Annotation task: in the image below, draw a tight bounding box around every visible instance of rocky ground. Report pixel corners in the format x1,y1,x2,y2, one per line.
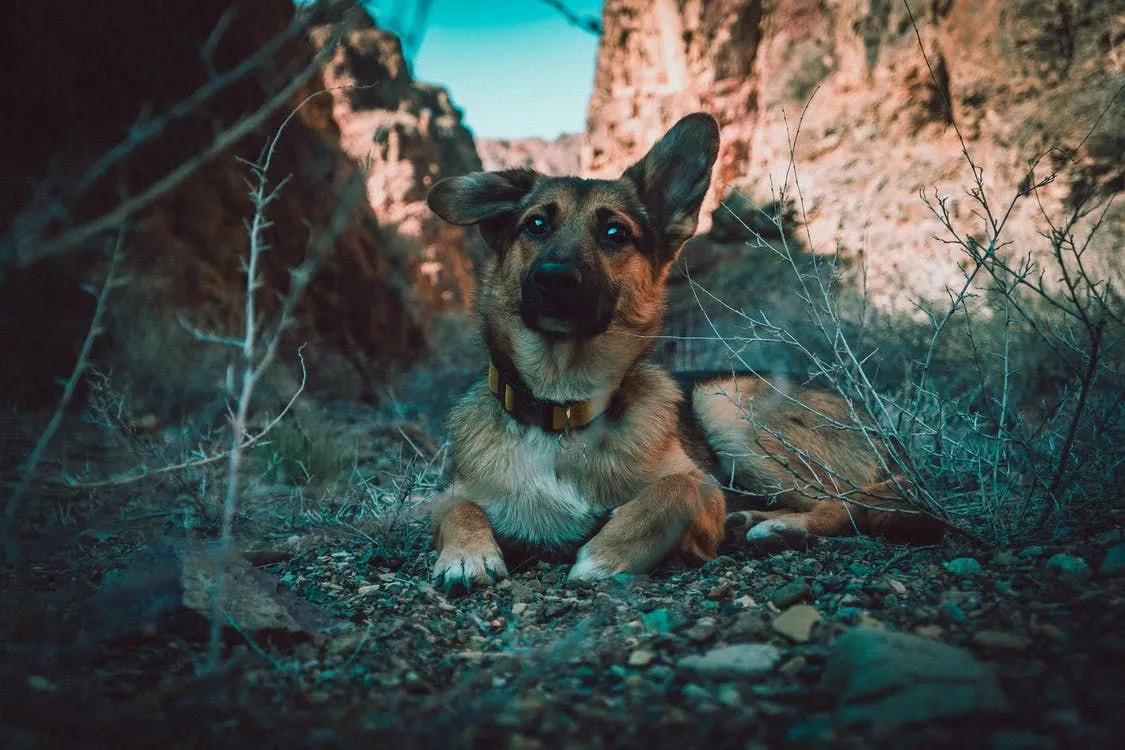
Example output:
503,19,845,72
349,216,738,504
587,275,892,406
2,448,1123,749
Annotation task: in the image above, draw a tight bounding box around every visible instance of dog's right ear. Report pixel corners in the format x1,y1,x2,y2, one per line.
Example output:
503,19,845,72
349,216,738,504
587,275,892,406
428,169,537,248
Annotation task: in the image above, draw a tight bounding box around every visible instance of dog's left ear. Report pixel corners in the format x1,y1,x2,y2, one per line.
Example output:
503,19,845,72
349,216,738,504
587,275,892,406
428,168,537,249
623,113,720,259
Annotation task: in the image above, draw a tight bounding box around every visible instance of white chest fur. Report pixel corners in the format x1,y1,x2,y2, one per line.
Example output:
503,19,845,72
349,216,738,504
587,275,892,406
463,424,607,547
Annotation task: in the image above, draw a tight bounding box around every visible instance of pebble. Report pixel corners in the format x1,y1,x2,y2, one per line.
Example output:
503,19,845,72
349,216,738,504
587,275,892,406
716,684,743,707
1098,543,1125,578
942,601,969,624
511,602,528,616
677,643,783,679
944,557,982,576
1045,553,1092,584
771,604,821,642
628,649,655,667
685,617,717,643
769,579,813,608
643,608,686,634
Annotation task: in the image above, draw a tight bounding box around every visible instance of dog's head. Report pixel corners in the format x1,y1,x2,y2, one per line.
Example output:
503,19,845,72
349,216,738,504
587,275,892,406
428,114,720,342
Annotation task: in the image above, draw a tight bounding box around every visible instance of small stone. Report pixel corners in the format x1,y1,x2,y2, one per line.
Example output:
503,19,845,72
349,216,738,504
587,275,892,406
973,631,1031,650
511,602,528,616
1098,544,1125,578
734,595,756,609
509,580,534,601
1045,553,1092,584
915,624,944,639
706,579,733,600
769,579,812,608
716,684,743,707
858,614,884,629
678,643,783,679
628,649,656,667
643,608,686,634
26,675,56,692
942,601,969,624
357,584,380,597
993,551,1019,565
735,611,770,638
884,578,907,595
771,604,821,642
824,627,1009,726
685,617,718,643
779,655,807,678
944,557,982,576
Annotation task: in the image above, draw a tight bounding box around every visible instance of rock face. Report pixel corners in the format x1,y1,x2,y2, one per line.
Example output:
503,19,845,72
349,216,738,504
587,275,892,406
583,0,1124,305
0,2,483,409
478,134,584,175
312,15,484,315
824,627,1010,725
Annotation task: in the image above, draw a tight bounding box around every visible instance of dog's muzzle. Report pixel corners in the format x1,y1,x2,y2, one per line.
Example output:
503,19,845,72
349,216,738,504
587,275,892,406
519,259,615,337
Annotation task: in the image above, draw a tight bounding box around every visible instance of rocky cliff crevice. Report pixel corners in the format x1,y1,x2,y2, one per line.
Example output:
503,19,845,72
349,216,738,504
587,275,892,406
0,1,483,409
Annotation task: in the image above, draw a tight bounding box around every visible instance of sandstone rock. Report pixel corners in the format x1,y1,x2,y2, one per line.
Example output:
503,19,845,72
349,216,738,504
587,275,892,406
312,14,483,316
771,604,821,642
824,627,1010,726
84,538,344,640
678,643,782,679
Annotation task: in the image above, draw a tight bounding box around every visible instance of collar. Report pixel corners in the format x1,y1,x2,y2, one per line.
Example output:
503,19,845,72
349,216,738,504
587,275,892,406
487,361,613,432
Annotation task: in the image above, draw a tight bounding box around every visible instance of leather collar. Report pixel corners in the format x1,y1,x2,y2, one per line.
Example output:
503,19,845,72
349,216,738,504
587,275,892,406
487,361,612,432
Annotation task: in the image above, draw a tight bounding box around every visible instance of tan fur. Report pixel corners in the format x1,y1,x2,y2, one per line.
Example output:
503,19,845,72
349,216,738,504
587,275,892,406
424,114,940,592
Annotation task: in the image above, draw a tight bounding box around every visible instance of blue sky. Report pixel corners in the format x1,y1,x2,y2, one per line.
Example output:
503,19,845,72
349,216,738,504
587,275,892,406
367,0,604,139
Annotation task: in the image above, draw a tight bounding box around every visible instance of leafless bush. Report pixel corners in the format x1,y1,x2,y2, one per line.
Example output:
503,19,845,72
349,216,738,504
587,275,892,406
684,11,1123,542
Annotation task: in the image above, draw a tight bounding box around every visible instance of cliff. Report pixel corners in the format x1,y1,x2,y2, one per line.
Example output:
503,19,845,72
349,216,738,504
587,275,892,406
0,1,481,409
583,0,1124,306
477,134,585,175
311,15,485,315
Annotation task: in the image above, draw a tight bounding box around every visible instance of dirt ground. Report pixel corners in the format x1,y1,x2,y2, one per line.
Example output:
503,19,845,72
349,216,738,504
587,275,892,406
2,426,1124,750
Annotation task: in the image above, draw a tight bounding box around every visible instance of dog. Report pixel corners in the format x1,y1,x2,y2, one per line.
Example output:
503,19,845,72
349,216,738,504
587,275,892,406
425,113,941,591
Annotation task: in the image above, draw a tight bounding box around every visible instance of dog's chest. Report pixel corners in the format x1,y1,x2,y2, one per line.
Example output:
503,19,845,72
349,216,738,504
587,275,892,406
471,427,608,548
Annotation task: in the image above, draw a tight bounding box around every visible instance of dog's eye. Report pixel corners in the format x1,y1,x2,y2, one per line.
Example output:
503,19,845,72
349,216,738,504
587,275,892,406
604,222,631,247
523,215,549,237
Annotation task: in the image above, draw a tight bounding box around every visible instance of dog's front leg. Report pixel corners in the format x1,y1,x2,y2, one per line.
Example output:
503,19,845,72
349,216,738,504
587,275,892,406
430,491,508,594
568,473,724,583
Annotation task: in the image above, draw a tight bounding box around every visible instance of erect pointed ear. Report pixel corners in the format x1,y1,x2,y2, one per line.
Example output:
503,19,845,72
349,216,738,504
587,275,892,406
622,113,720,257
427,168,537,225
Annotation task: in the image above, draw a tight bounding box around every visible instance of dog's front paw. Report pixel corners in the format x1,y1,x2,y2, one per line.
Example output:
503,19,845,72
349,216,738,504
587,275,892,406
745,517,810,553
433,548,508,595
567,544,625,584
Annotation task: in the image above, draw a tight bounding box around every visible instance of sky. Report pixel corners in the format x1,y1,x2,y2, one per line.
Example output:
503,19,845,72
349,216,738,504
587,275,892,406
366,0,604,140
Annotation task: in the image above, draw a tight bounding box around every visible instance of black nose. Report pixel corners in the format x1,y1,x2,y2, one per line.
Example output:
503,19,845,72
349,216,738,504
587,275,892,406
532,261,582,296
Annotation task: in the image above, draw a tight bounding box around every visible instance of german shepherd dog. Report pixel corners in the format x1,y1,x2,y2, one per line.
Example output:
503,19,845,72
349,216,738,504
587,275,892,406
425,113,940,591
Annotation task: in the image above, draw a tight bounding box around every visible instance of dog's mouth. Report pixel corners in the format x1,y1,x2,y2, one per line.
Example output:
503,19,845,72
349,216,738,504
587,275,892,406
518,301,613,339
519,261,617,339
